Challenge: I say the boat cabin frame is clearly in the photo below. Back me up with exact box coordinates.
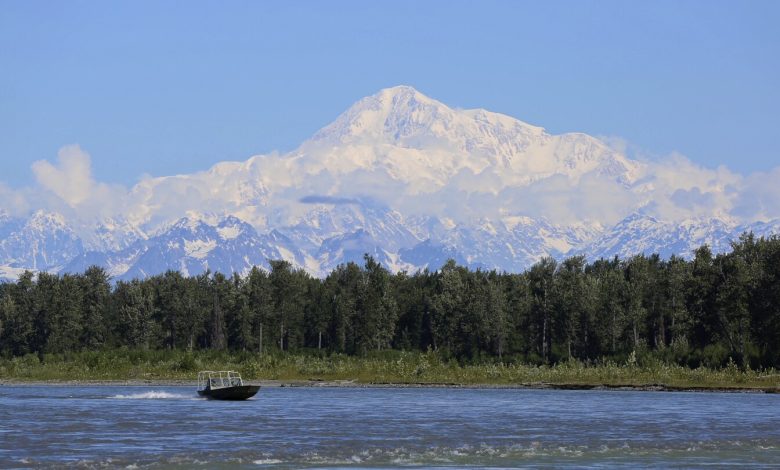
[198,370,244,391]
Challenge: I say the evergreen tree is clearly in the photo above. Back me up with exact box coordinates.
[206,272,230,350]
[225,272,253,350]
[324,262,361,353]
[268,260,309,351]
[623,255,649,351]
[0,292,32,356]
[112,280,158,349]
[588,258,626,354]
[44,274,84,353]
[356,255,399,353]
[687,246,719,354]
[80,266,111,349]
[527,257,557,362]
[155,271,187,349]
[483,271,509,359]
[716,251,753,365]
[430,259,467,355]
[665,255,692,346]
[1,235,779,369]
[555,256,588,359]
[244,266,274,353]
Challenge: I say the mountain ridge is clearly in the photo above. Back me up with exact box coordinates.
[0,86,776,280]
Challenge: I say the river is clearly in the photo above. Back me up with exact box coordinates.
[1,386,778,468]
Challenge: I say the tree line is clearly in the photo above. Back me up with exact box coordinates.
[1,233,779,368]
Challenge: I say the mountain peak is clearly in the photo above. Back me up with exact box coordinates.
[372,85,434,106]
[169,216,210,232]
[308,85,451,145]
[306,84,551,155]
[27,210,68,230]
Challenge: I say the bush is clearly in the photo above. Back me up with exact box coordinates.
[174,353,198,372]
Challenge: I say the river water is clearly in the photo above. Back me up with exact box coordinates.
[1,386,778,468]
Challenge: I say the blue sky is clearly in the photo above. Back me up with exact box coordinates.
[1,0,778,187]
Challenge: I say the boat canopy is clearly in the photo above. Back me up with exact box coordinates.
[198,370,244,391]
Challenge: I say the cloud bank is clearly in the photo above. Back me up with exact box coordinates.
[1,138,779,235]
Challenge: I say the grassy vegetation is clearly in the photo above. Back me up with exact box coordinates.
[1,348,779,390]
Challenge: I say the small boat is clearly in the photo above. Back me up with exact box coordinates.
[197,370,260,400]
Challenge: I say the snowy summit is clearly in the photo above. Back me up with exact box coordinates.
[0,86,776,280]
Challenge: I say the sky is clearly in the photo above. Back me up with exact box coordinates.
[1,0,779,189]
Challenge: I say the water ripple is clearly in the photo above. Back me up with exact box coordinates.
[1,386,779,468]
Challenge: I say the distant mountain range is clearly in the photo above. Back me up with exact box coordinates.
[1,86,777,281]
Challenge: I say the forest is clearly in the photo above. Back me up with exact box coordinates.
[1,232,779,370]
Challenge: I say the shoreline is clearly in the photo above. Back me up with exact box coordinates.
[1,378,777,393]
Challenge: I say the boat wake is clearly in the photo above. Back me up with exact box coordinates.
[110,391,197,400]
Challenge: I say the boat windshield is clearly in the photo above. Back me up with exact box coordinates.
[198,371,243,390]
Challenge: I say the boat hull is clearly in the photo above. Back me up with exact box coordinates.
[198,385,260,400]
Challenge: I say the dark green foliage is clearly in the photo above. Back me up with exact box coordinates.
[111,280,158,349]
[79,266,110,349]
[1,235,780,368]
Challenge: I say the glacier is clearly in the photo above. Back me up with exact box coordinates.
[0,86,777,281]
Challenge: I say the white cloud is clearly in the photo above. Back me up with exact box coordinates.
[486,173,639,226]
[31,145,95,206]
[625,153,742,221]
[0,182,30,216]
[27,144,129,220]
[3,137,780,241]
[266,147,779,228]
[732,167,780,222]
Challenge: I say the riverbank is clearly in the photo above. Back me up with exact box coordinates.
[1,378,778,393]
[1,349,778,392]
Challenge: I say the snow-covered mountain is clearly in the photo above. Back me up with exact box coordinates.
[305,86,641,188]
[577,213,740,260]
[64,215,309,281]
[84,216,147,253]
[0,86,777,281]
[0,211,83,272]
